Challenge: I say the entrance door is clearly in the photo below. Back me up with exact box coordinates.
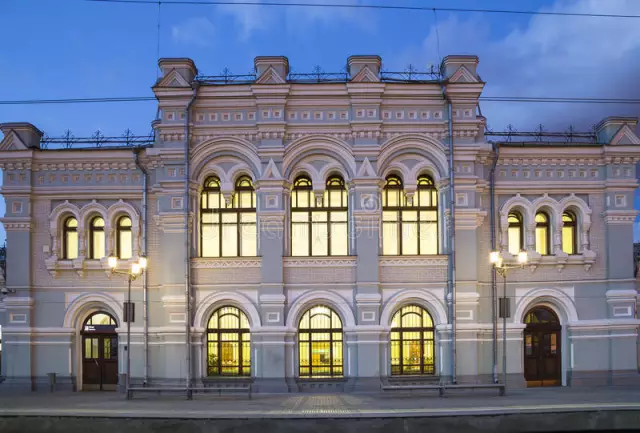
[523,306,561,387]
[81,312,118,391]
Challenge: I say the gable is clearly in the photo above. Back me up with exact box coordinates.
[449,65,478,83]
[351,65,379,83]
[610,124,640,145]
[262,158,282,179]
[0,130,28,151]
[156,69,190,88]
[255,66,287,85]
[356,158,377,177]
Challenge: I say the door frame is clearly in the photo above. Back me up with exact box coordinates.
[77,310,120,391]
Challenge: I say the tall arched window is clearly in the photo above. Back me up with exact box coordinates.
[298,305,343,378]
[89,216,106,259]
[390,305,435,375]
[507,212,524,255]
[291,176,348,257]
[200,176,257,257]
[562,211,577,254]
[206,306,251,376]
[63,216,78,259]
[116,216,133,259]
[382,175,438,255]
[535,212,550,255]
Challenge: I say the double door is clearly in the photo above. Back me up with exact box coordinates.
[82,334,118,391]
[524,327,561,387]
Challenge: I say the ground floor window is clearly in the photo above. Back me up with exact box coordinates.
[206,306,251,376]
[390,305,435,375]
[298,305,343,378]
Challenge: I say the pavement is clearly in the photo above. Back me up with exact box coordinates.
[0,386,639,419]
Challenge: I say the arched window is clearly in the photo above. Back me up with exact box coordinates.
[535,212,550,255]
[206,306,251,376]
[63,216,78,259]
[83,312,117,331]
[390,305,435,375]
[562,211,577,255]
[200,176,257,257]
[89,216,106,259]
[382,175,438,255]
[116,216,133,259]
[291,176,348,257]
[298,305,343,378]
[507,212,524,255]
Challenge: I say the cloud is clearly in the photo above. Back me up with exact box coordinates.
[171,17,216,47]
[217,2,274,41]
[407,0,640,130]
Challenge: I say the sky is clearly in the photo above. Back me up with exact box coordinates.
[1,0,640,243]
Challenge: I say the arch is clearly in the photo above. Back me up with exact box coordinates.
[78,201,108,230]
[49,201,80,237]
[558,194,592,228]
[380,289,447,328]
[500,194,534,225]
[286,290,356,329]
[206,305,252,377]
[389,304,436,375]
[531,194,560,226]
[63,292,123,329]
[191,136,262,181]
[513,288,578,325]
[195,157,258,191]
[378,134,448,179]
[283,135,356,179]
[194,291,262,330]
[107,200,140,230]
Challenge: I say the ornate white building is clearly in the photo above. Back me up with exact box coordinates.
[0,54,639,393]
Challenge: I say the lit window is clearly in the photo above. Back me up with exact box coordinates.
[298,305,343,378]
[535,212,550,255]
[200,176,257,257]
[562,211,577,255]
[207,306,251,377]
[291,176,348,257]
[390,305,435,375]
[507,212,523,255]
[63,217,78,259]
[89,216,106,259]
[382,175,438,255]
[116,216,133,259]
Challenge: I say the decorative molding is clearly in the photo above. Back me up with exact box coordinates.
[602,209,639,225]
[379,256,448,267]
[191,258,261,268]
[0,218,33,231]
[32,162,137,172]
[283,257,357,267]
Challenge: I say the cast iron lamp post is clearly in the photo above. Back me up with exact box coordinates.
[489,249,527,391]
[107,255,147,400]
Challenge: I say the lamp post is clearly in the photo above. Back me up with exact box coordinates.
[108,255,147,400]
[489,249,527,391]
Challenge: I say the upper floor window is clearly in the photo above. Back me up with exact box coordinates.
[89,216,106,259]
[116,216,133,259]
[200,176,257,257]
[382,175,438,255]
[63,216,78,260]
[535,212,550,255]
[291,176,348,256]
[562,211,577,255]
[507,212,524,255]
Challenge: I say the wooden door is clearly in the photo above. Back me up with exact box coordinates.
[523,307,561,387]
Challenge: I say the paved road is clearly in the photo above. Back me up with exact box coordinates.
[0,386,638,419]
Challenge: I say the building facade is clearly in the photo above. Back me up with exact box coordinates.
[0,54,639,393]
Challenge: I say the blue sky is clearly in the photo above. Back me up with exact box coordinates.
[1,0,640,243]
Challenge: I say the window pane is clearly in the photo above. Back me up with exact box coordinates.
[222,224,238,256]
[92,231,105,259]
[329,190,343,208]
[402,210,418,222]
[562,226,575,254]
[419,222,438,255]
[202,225,220,257]
[402,222,418,255]
[66,231,78,259]
[383,211,398,222]
[221,213,237,224]
[383,222,399,255]
[241,222,257,256]
[292,223,309,256]
[240,191,253,208]
[535,227,548,255]
[418,190,431,207]
[330,222,348,255]
[311,221,328,256]
[312,212,328,222]
[386,190,399,207]
[208,192,220,209]
[119,231,132,259]
[420,211,437,221]
[292,212,308,223]
[508,227,521,255]
[331,211,347,222]
[297,191,309,208]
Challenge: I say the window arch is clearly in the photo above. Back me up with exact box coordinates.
[116,216,133,259]
[507,212,524,255]
[535,212,550,255]
[298,305,343,378]
[206,306,251,376]
[200,176,257,257]
[390,305,435,375]
[382,174,438,255]
[562,211,577,255]
[89,216,106,259]
[82,311,117,332]
[291,175,348,257]
[63,216,79,259]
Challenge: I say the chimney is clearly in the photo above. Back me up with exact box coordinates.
[347,55,381,80]
[254,56,290,81]
[0,123,43,149]
[158,58,198,84]
[595,117,639,144]
[441,55,479,80]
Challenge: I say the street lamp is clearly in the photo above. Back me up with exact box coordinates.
[489,249,527,391]
[108,255,148,400]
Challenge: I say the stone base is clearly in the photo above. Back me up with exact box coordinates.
[252,378,290,393]
[570,370,640,387]
[352,376,382,393]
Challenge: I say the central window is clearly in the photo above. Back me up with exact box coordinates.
[390,305,435,375]
[535,212,550,255]
[200,176,257,257]
[206,306,251,376]
[382,175,438,255]
[291,176,348,256]
[298,305,343,378]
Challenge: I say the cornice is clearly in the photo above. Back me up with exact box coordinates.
[602,209,639,225]
[0,217,33,232]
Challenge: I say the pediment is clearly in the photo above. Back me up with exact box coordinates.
[356,158,377,177]
[351,65,379,83]
[256,66,286,85]
[262,158,282,179]
[609,124,640,145]
[0,130,28,151]
[156,69,191,88]
[449,65,478,83]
